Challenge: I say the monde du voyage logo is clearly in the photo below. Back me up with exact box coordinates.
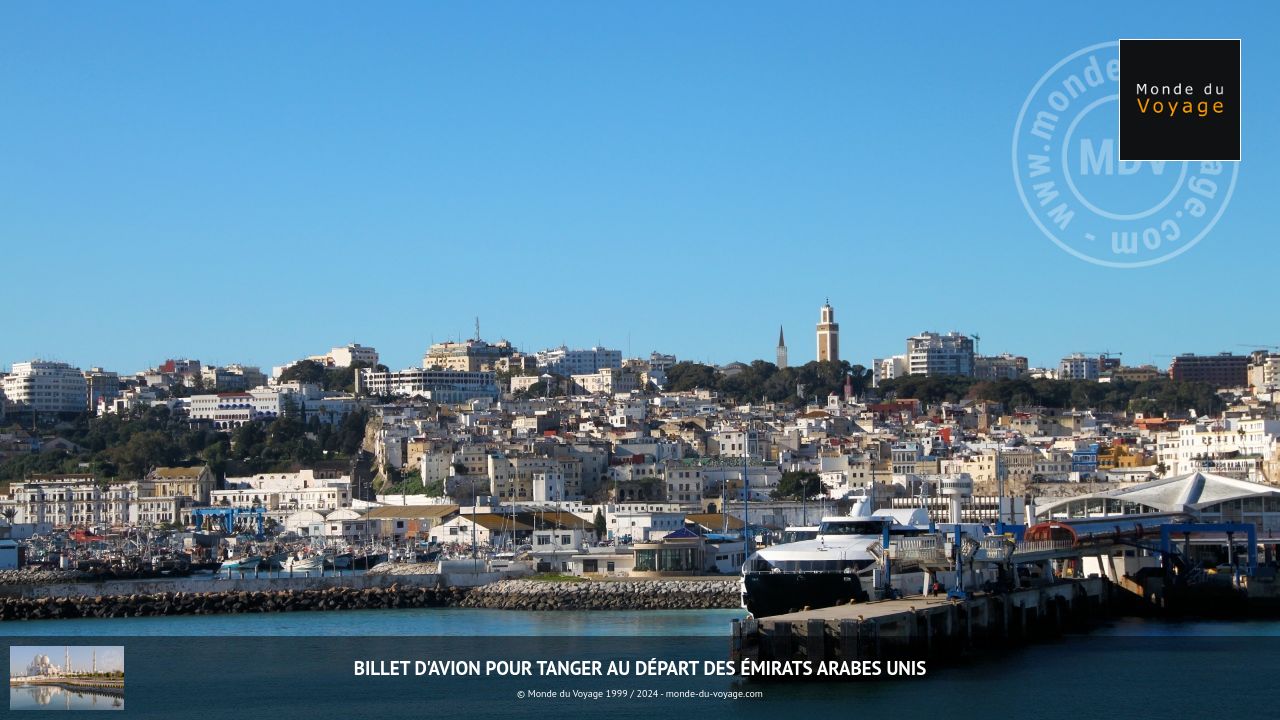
[1012,40,1240,268]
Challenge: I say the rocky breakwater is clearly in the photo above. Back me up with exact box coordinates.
[459,578,741,611]
[0,568,87,585]
[0,584,468,621]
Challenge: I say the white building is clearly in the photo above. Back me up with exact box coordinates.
[534,346,622,376]
[354,368,498,403]
[1058,353,1101,381]
[873,355,909,385]
[906,332,974,377]
[663,465,705,503]
[1249,353,1280,392]
[186,388,290,429]
[608,508,685,542]
[571,368,638,395]
[532,471,566,503]
[320,507,370,542]
[3,474,195,527]
[221,470,353,511]
[1164,417,1280,480]
[323,344,379,368]
[187,385,355,429]
[3,360,88,413]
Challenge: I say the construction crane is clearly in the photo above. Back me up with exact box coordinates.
[970,333,981,356]
[1237,344,1280,351]
[1073,350,1123,361]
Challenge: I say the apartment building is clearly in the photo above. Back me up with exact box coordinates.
[1168,353,1249,388]
[3,360,88,413]
[354,368,499,402]
[906,332,975,377]
[534,346,622,376]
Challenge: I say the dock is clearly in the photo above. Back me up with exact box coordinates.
[731,577,1112,663]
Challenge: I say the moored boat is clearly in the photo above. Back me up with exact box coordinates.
[279,553,325,573]
[740,501,934,618]
[220,555,262,574]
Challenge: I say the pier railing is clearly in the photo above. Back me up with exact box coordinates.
[1012,539,1075,555]
[888,537,947,566]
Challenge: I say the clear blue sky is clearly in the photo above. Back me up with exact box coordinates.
[10,646,124,675]
[2,2,1275,373]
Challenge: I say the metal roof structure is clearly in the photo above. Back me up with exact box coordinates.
[1036,471,1280,519]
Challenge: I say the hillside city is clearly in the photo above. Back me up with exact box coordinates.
[2,301,1279,575]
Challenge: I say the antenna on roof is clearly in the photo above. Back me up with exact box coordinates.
[475,317,481,342]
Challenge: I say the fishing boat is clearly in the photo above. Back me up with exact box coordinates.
[219,555,262,574]
[325,551,352,570]
[349,550,387,570]
[150,552,192,576]
[279,552,325,573]
[265,550,291,570]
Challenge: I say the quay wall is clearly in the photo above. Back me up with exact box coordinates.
[731,578,1114,666]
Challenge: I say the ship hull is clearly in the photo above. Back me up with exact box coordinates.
[741,572,869,618]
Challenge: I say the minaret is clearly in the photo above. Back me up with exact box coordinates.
[816,299,840,363]
[92,649,96,674]
[776,326,788,370]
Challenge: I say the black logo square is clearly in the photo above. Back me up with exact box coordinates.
[1119,39,1240,161]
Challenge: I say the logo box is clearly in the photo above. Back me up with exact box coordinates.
[1119,39,1240,161]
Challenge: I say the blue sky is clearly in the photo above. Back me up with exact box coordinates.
[1,2,1275,373]
[10,645,124,675]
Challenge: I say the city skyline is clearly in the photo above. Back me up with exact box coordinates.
[3,3,1277,373]
[3,310,1273,378]
[6,312,1273,379]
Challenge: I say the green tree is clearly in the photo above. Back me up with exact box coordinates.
[772,471,825,500]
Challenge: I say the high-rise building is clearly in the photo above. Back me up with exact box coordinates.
[1248,352,1280,392]
[906,332,974,377]
[423,339,515,372]
[776,326,788,370]
[647,352,677,373]
[313,343,379,368]
[83,367,120,410]
[1168,353,1249,388]
[816,301,839,363]
[533,346,622,376]
[3,360,89,413]
[974,353,1029,380]
[1058,353,1100,381]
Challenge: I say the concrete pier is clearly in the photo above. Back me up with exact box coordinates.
[731,578,1111,664]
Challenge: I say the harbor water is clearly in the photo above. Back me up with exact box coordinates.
[3,609,1278,719]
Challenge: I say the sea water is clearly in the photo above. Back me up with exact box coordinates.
[2,609,1277,719]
